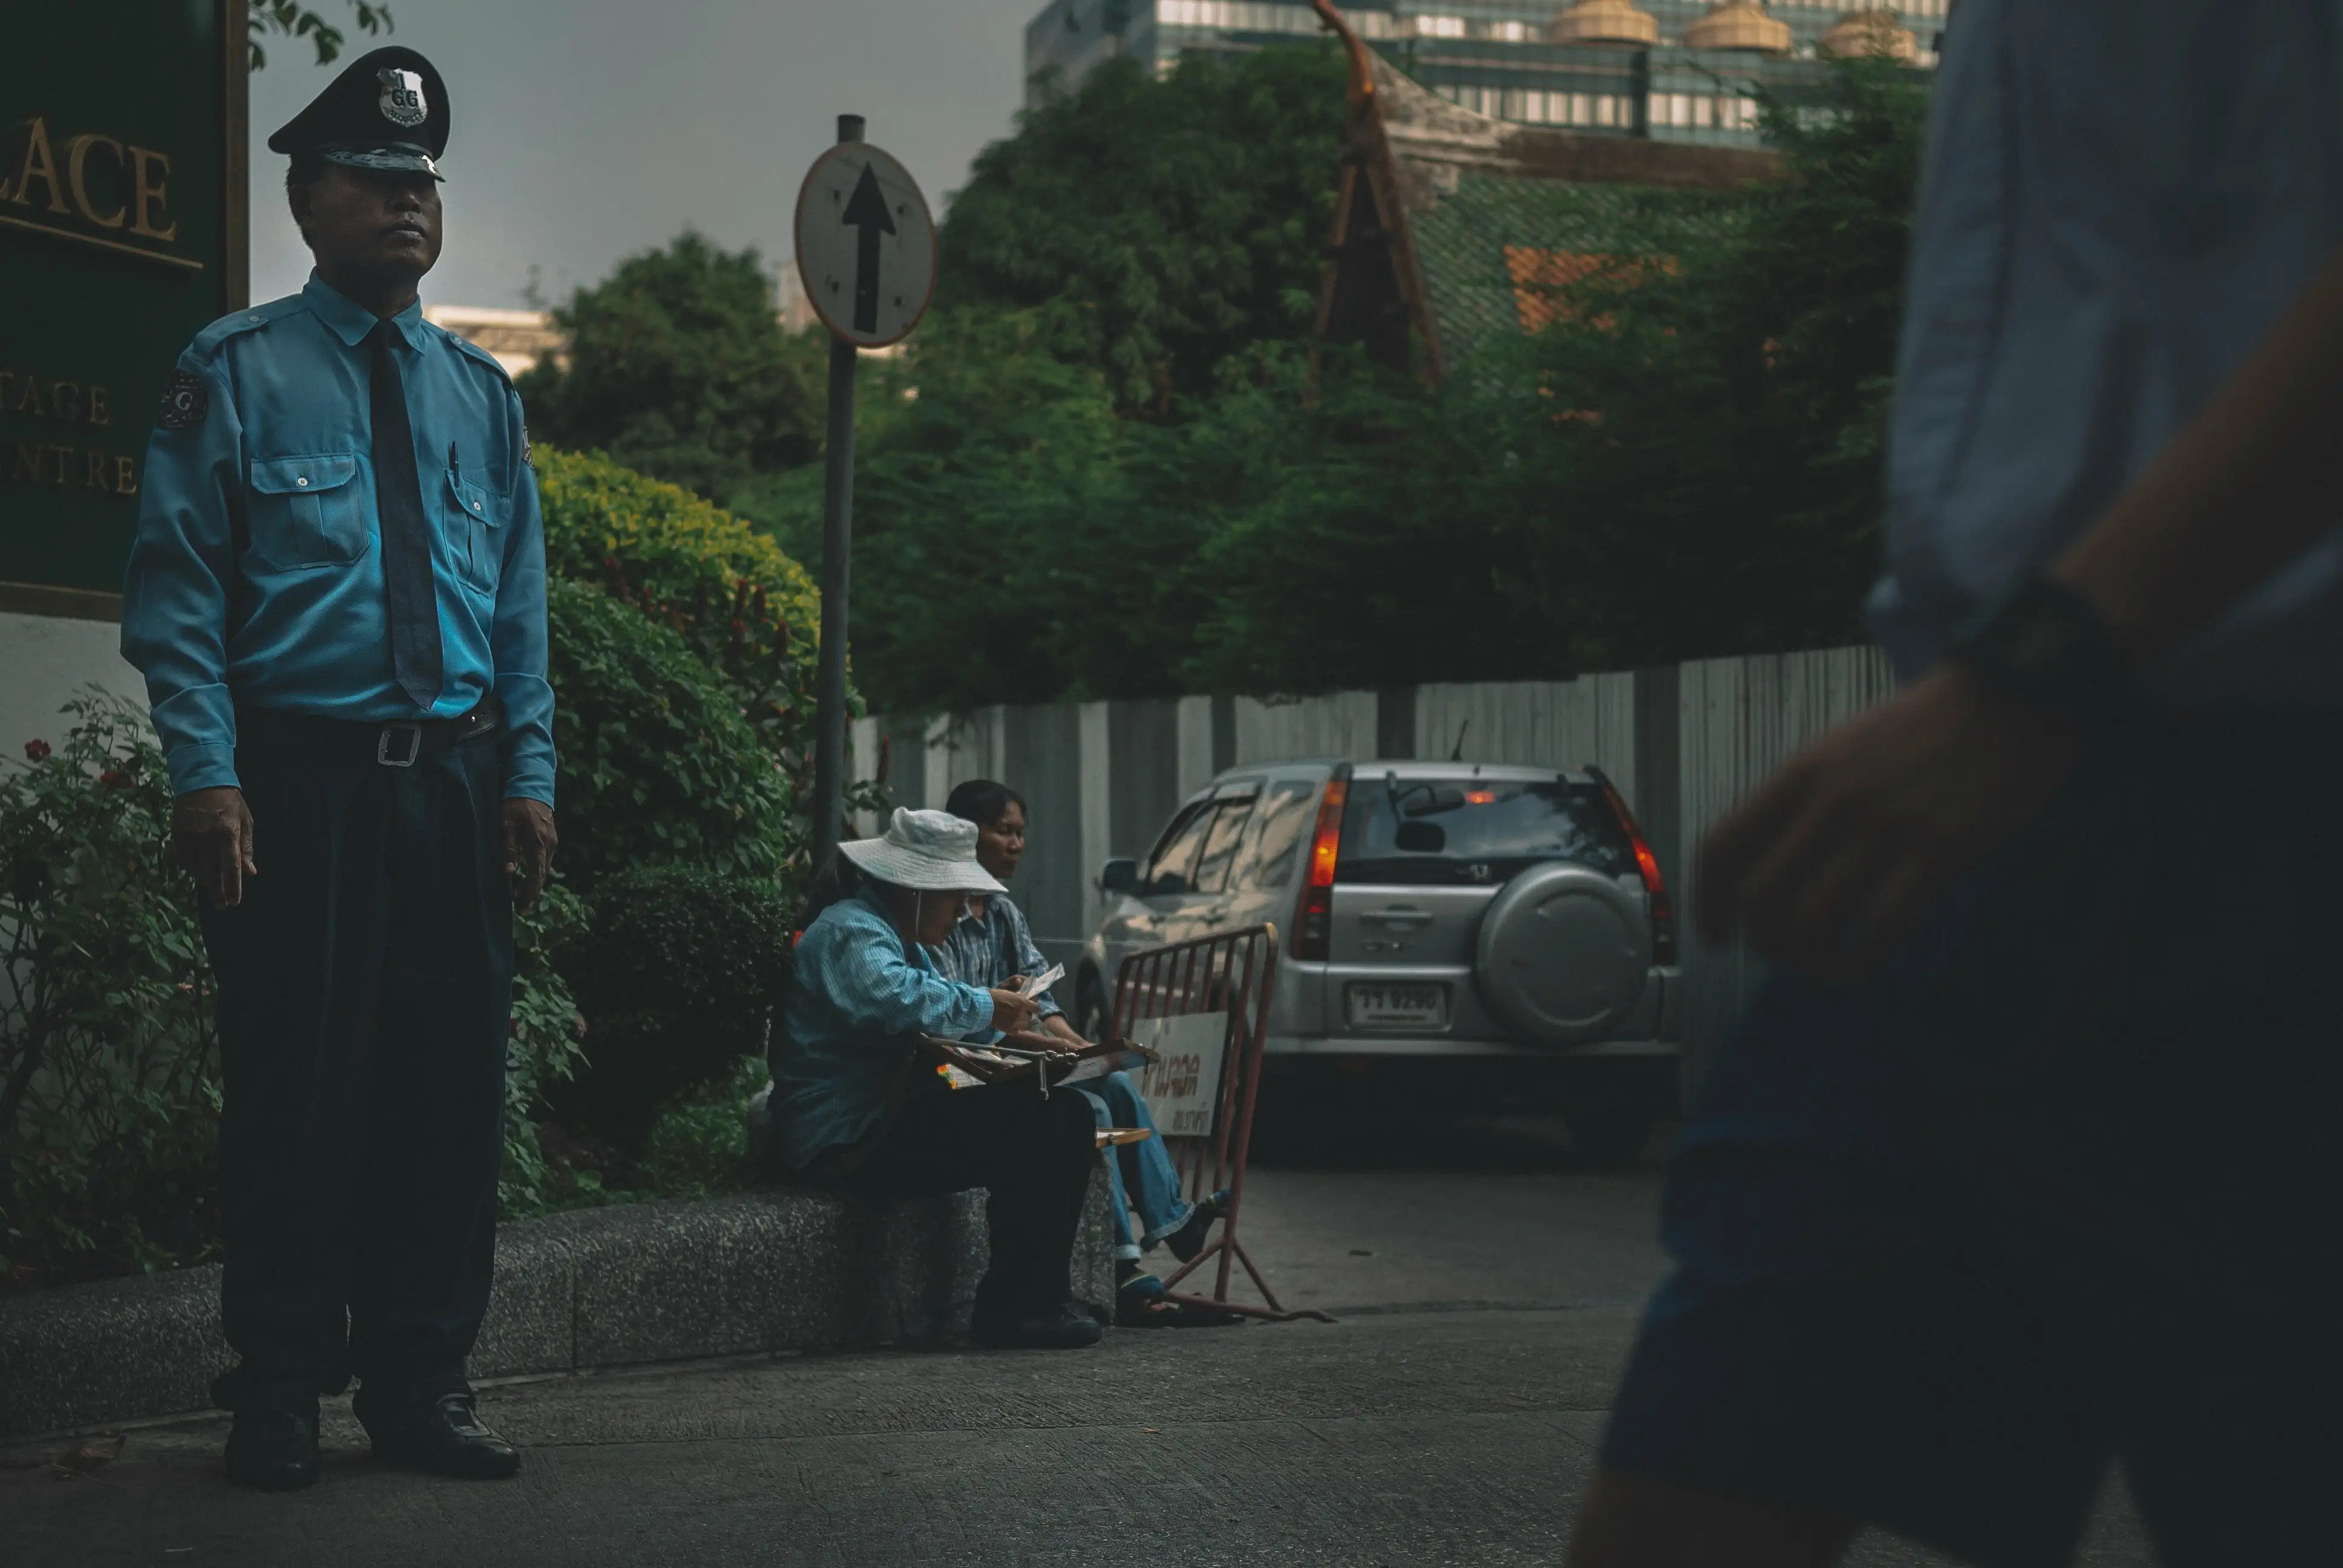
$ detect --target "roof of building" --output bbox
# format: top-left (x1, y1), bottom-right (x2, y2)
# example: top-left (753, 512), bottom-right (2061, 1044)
top-left (1310, 2), bottom-right (1781, 380)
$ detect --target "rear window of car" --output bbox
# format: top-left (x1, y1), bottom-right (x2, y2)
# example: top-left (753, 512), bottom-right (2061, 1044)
top-left (1335, 774), bottom-right (1634, 885)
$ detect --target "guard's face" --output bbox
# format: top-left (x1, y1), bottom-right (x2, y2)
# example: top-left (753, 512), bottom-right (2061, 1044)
top-left (293, 165), bottom-right (442, 284)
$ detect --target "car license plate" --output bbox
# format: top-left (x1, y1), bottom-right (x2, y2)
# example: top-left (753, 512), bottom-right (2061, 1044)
top-left (1346, 983), bottom-right (1447, 1029)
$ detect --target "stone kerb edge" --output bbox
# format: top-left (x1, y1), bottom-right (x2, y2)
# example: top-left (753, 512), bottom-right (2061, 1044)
top-left (2, 1167), bottom-right (1117, 1444)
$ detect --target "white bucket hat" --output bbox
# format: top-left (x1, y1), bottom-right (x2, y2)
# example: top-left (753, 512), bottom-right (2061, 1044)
top-left (840, 807), bottom-right (1008, 895)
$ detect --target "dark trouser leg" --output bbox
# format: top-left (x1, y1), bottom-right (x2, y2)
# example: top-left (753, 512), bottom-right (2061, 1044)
top-left (200, 738), bottom-right (510, 1408)
top-left (203, 762), bottom-right (392, 1407)
top-left (346, 737), bottom-right (513, 1393)
top-left (837, 1087), bottom-right (1097, 1324)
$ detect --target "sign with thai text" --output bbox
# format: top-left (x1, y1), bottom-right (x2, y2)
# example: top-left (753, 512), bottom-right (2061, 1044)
top-left (1, 4), bottom-right (244, 607)
top-left (1130, 1011), bottom-right (1231, 1140)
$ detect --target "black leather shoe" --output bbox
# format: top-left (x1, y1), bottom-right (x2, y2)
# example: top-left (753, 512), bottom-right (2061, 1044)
top-left (354, 1388), bottom-right (521, 1480)
top-left (224, 1407), bottom-right (321, 1491)
top-left (971, 1307), bottom-right (1104, 1350)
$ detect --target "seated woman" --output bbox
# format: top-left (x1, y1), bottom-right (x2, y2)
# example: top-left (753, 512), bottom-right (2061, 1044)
top-left (770, 806), bottom-right (1103, 1350)
top-left (937, 780), bottom-right (1227, 1324)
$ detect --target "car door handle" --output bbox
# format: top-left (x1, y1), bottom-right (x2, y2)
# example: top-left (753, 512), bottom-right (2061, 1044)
top-left (1361, 908), bottom-right (1434, 927)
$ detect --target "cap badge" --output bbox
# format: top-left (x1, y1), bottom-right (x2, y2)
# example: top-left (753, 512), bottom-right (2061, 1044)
top-left (378, 68), bottom-right (427, 129)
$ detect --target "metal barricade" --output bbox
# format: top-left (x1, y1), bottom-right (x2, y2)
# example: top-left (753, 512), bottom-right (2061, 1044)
top-left (1111, 924), bottom-right (1331, 1324)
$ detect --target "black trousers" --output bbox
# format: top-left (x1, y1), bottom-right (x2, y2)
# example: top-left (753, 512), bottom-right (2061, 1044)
top-left (198, 731), bottom-right (513, 1410)
top-left (815, 1084), bottom-right (1097, 1325)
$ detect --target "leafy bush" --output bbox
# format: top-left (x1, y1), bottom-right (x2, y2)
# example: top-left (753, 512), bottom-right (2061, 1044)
top-left (545, 864), bottom-right (791, 1145)
top-left (0, 694), bottom-right (590, 1285)
top-left (0, 696), bottom-right (218, 1285)
top-left (545, 577), bottom-right (795, 890)
top-left (537, 446), bottom-right (828, 762)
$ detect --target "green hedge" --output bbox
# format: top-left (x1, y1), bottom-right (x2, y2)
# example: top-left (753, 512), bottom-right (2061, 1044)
top-left (0, 696), bottom-right (589, 1287)
top-left (545, 578), bottom-right (793, 889)
top-left (537, 446), bottom-right (831, 762)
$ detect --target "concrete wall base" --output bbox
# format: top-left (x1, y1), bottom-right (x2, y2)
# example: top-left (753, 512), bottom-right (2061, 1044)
top-left (0, 1166), bottom-right (1118, 1443)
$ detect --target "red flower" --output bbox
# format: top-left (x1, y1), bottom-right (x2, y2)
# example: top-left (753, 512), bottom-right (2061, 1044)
top-left (24, 739), bottom-right (51, 761)
top-left (99, 769), bottom-right (129, 789)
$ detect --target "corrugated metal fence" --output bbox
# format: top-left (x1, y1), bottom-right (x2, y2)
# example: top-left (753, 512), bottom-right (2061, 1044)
top-left (858, 644), bottom-right (1898, 1070)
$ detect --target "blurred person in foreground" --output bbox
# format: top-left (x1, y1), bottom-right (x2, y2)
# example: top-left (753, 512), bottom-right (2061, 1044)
top-left (936, 780), bottom-right (1228, 1325)
top-left (769, 808), bottom-right (1103, 1349)
top-left (1570, 5), bottom-right (2343, 1564)
top-left (120, 49), bottom-right (554, 1490)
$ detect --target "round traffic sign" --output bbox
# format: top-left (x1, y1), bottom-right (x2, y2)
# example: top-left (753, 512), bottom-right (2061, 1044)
top-left (793, 142), bottom-right (937, 349)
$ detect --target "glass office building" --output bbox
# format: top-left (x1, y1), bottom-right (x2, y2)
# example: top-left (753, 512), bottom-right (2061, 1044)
top-left (1023, 2), bottom-right (1940, 148)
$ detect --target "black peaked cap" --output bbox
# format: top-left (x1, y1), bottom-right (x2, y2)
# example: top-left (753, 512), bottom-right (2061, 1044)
top-left (266, 46), bottom-right (449, 180)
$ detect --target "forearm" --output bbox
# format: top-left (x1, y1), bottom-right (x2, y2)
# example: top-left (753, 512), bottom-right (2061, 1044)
top-left (2051, 242), bottom-right (2343, 663)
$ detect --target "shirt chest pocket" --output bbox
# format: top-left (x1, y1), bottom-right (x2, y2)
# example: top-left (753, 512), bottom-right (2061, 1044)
top-left (246, 454), bottom-right (367, 570)
top-left (446, 470), bottom-right (509, 595)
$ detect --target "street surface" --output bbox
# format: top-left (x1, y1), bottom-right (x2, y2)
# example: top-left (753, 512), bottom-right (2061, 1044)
top-left (2, 1119), bottom-right (2154, 1566)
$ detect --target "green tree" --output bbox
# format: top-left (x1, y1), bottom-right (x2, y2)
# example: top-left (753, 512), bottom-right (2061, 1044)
top-left (248, 1), bottom-right (393, 70)
top-left (1491, 58), bottom-right (1930, 670)
top-left (941, 47), bottom-right (1348, 413)
top-left (518, 234), bottom-right (822, 505)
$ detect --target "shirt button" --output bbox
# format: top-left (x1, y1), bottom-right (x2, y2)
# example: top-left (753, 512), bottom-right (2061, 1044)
top-left (471, 500), bottom-right (481, 511)
top-left (247, 313), bottom-right (261, 324)
top-left (296, 476), bottom-right (309, 486)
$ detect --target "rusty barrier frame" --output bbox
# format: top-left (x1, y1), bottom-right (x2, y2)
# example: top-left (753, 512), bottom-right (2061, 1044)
top-left (1111, 924), bottom-right (1331, 1324)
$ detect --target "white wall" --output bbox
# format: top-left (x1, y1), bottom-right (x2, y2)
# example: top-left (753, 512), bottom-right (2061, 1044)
top-left (0, 610), bottom-right (146, 761)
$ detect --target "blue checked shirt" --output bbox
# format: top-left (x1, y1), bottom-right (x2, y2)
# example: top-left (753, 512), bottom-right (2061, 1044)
top-left (773, 889), bottom-right (994, 1170)
top-left (120, 273), bottom-right (555, 802)
top-left (927, 895), bottom-right (1064, 1026)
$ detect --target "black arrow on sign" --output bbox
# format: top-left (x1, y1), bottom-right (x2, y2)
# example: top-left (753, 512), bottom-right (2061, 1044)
top-left (841, 162), bottom-right (896, 335)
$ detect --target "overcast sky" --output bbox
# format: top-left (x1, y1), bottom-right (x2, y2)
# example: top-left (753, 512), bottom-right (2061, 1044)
top-left (246, 0), bottom-right (1046, 309)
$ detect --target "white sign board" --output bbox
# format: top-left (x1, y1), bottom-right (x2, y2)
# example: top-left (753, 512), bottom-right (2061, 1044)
top-left (1129, 1011), bottom-right (1231, 1140)
top-left (793, 141), bottom-right (937, 348)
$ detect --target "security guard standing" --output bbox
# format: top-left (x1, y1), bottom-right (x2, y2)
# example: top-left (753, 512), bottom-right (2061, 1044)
top-left (121, 47), bottom-right (556, 1491)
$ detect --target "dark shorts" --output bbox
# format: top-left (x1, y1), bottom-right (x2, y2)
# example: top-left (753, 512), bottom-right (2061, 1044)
top-left (1607, 711), bottom-right (2343, 1566)
top-left (1602, 1157), bottom-right (2339, 1567)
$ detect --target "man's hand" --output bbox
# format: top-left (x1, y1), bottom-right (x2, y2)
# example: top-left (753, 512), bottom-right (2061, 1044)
top-left (1696, 664), bottom-right (2080, 982)
top-left (502, 799), bottom-right (558, 912)
top-left (174, 786), bottom-right (256, 909)
top-left (988, 988), bottom-right (1041, 1036)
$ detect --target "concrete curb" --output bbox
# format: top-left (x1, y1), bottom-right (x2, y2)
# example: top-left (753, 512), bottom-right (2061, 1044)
top-left (0, 1163), bottom-right (1118, 1443)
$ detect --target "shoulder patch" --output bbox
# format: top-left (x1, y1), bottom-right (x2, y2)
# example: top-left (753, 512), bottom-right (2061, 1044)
top-left (155, 368), bottom-right (209, 431)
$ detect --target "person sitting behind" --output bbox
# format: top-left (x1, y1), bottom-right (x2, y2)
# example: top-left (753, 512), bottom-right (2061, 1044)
top-left (936, 779), bottom-right (1227, 1324)
top-left (769, 806), bottom-right (1103, 1350)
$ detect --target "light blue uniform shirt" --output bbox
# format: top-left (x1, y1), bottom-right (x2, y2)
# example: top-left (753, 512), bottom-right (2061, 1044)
top-left (1871, 0), bottom-right (2343, 707)
top-left (773, 889), bottom-right (994, 1171)
top-left (120, 273), bottom-right (555, 801)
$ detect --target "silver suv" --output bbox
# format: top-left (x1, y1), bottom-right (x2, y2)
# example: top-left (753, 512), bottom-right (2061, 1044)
top-left (1075, 759), bottom-right (1682, 1163)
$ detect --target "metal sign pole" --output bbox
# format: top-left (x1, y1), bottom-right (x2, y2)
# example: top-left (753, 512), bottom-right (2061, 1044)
top-left (810, 112), bottom-right (866, 870)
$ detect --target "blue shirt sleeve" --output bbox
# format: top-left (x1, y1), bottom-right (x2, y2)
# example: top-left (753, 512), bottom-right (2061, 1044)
top-left (493, 395), bottom-right (555, 805)
top-left (1000, 898), bottom-right (1064, 1019)
top-left (121, 345), bottom-right (244, 796)
top-left (802, 904), bottom-right (993, 1045)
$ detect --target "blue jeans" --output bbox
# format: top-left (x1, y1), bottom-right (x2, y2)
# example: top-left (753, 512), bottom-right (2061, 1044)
top-left (1073, 1071), bottom-right (1193, 1263)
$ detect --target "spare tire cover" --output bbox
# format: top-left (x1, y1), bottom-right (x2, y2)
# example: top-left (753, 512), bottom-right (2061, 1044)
top-left (1474, 860), bottom-right (1651, 1045)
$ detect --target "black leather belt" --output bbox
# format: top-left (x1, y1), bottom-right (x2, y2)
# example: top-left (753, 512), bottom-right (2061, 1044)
top-left (235, 697), bottom-right (503, 769)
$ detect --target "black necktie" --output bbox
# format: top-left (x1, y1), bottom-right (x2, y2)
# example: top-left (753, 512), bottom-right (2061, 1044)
top-left (369, 320), bottom-right (443, 707)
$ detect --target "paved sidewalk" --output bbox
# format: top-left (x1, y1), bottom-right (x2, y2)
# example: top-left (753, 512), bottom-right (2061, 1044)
top-left (0, 1125), bottom-right (2157, 1566)
top-left (1, 1315), bottom-right (2154, 1566)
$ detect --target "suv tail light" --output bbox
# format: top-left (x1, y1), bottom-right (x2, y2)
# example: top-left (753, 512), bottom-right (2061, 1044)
top-left (1587, 767), bottom-right (1675, 966)
top-left (1292, 776), bottom-right (1349, 961)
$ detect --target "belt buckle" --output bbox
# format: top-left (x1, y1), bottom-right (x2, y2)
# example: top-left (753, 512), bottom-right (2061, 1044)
top-left (376, 723), bottom-right (423, 768)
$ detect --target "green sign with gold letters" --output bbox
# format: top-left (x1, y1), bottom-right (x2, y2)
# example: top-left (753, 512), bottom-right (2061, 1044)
top-left (0, 1), bottom-right (246, 610)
